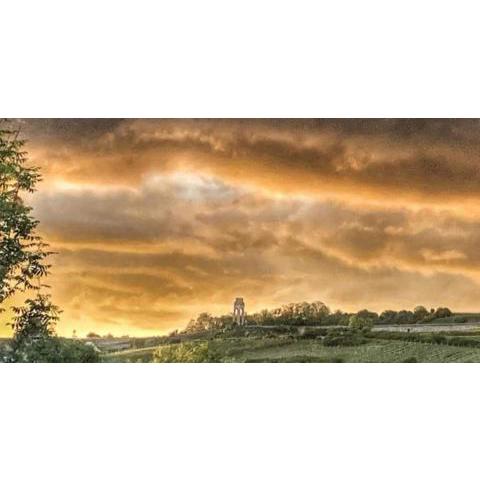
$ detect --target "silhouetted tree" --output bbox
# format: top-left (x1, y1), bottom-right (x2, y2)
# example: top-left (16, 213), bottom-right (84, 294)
top-left (413, 305), bottom-right (428, 322)
top-left (379, 310), bottom-right (397, 324)
top-left (86, 332), bottom-right (101, 338)
top-left (0, 123), bottom-right (60, 346)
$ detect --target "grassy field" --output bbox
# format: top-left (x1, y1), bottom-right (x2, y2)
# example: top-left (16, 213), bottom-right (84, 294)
top-left (105, 335), bottom-right (480, 363)
top-left (103, 346), bottom-right (158, 362)
top-left (218, 338), bottom-right (480, 363)
top-left (433, 313), bottom-right (480, 323)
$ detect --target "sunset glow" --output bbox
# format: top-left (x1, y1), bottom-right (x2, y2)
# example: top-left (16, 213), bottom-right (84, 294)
top-left (5, 119), bottom-right (480, 337)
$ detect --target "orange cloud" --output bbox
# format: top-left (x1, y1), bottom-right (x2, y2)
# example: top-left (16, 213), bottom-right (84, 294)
top-left (2, 119), bottom-right (480, 337)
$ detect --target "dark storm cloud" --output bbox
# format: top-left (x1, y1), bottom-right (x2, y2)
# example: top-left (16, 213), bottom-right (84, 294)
top-left (20, 118), bottom-right (480, 204)
top-left (8, 118), bottom-right (480, 336)
top-left (18, 118), bottom-right (125, 143)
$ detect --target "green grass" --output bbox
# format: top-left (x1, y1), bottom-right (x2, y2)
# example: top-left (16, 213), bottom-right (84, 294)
top-left (103, 346), bottom-right (158, 362)
top-left (105, 335), bottom-right (480, 363)
top-left (430, 313), bottom-right (480, 324)
top-left (223, 338), bottom-right (480, 363)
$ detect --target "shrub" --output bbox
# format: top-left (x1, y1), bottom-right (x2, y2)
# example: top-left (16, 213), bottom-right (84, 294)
top-left (395, 310), bottom-right (415, 324)
top-left (434, 307), bottom-right (453, 319)
top-left (9, 337), bottom-right (100, 363)
top-left (413, 306), bottom-right (429, 323)
top-left (446, 336), bottom-right (480, 348)
top-left (323, 330), bottom-right (367, 347)
top-left (349, 314), bottom-right (374, 330)
top-left (379, 310), bottom-right (398, 324)
top-left (153, 341), bottom-right (221, 363)
top-left (366, 331), bottom-right (480, 349)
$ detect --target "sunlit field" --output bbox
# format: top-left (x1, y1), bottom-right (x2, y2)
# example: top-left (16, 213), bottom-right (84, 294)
top-left (100, 319), bottom-right (480, 363)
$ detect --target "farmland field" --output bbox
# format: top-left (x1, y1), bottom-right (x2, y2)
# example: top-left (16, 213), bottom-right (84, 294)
top-left (105, 336), bottom-right (480, 363)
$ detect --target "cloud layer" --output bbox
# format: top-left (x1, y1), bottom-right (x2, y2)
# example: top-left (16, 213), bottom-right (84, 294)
top-left (5, 119), bottom-right (480, 336)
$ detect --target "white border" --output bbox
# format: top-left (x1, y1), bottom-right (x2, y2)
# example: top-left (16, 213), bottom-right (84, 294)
top-left (2, 1), bottom-right (480, 479)
top-left (1, 364), bottom-right (479, 480)
top-left (2, 0), bottom-right (480, 117)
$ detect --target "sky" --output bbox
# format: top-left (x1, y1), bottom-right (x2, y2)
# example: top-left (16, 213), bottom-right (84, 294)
top-left (4, 118), bottom-right (480, 337)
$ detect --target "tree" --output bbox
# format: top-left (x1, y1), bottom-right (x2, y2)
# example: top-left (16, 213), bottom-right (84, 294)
top-left (396, 310), bottom-right (414, 324)
top-left (433, 307), bottom-right (452, 319)
top-left (355, 309), bottom-right (378, 323)
top-left (379, 310), bottom-right (398, 324)
top-left (330, 310), bottom-right (350, 326)
top-left (311, 301), bottom-right (330, 322)
top-left (86, 332), bottom-right (101, 338)
top-left (349, 310), bottom-right (377, 330)
top-left (10, 294), bottom-right (60, 344)
top-left (413, 306), bottom-right (428, 323)
top-left (349, 315), bottom-right (374, 330)
top-left (9, 336), bottom-right (100, 363)
top-left (258, 309), bottom-right (274, 325)
top-left (0, 124), bottom-right (59, 347)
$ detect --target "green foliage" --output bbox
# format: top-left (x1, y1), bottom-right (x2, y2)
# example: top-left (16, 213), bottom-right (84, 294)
top-left (434, 307), bottom-right (453, 319)
top-left (413, 305), bottom-right (428, 322)
top-left (0, 125), bottom-right (61, 352)
top-left (445, 336), bottom-right (480, 348)
top-left (258, 309), bottom-right (274, 324)
top-left (180, 302), bottom-right (458, 333)
top-left (395, 310), bottom-right (414, 324)
top-left (183, 301), bottom-right (351, 332)
top-left (323, 329), bottom-right (367, 347)
top-left (8, 336), bottom-right (100, 363)
top-left (378, 306), bottom-right (454, 325)
top-left (349, 311), bottom-right (375, 330)
top-left (104, 346), bottom-right (157, 363)
top-left (329, 309), bottom-right (350, 326)
top-left (184, 312), bottom-right (234, 333)
top-left (9, 294), bottom-right (61, 343)
top-left (0, 126), bottom-right (51, 307)
top-left (107, 329), bottom-right (480, 363)
top-left (153, 341), bottom-right (222, 363)
top-left (269, 301), bottom-right (331, 325)
top-left (367, 330), bottom-right (480, 348)
top-left (379, 310), bottom-right (397, 324)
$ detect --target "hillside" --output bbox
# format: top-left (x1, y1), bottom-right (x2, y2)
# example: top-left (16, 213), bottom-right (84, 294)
top-left (103, 325), bottom-right (480, 363)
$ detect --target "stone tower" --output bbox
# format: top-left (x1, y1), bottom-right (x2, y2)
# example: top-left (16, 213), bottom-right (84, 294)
top-left (233, 297), bottom-right (246, 326)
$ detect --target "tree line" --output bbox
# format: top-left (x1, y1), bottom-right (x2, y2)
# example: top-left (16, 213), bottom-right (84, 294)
top-left (183, 302), bottom-right (454, 333)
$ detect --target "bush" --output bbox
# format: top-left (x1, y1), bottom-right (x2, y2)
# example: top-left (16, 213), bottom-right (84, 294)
top-left (379, 310), bottom-right (398, 324)
top-left (153, 341), bottom-right (221, 363)
top-left (9, 337), bottom-right (100, 363)
top-left (349, 314), bottom-right (374, 330)
top-left (434, 307), bottom-right (453, 319)
top-left (366, 331), bottom-right (480, 348)
top-left (446, 336), bottom-right (480, 348)
top-left (323, 330), bottom-right (367, 347)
